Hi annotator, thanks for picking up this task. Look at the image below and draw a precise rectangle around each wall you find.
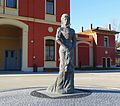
[56,0,70,22]
[78,43,89,67]
[19,0,45,19]
[94,33,115,66]
[26,21,59,67]
[19,0,70,21]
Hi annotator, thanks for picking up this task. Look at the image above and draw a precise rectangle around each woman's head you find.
[61,14,70,27]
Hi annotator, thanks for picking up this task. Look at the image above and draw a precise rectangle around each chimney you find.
[109,24,111,30]
[82,26,84,32]
[91,24,93,29]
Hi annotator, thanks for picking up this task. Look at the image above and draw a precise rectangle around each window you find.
[6,0,17,8]
[45,40,55,61]
[104,36,109,47]
[46,0,54,15]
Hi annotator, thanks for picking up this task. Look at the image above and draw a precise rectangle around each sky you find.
[70,0,120,33]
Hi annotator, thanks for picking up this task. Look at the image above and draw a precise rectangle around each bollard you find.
[33,63,38,72]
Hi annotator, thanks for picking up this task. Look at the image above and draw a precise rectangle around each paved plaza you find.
[0,87,120,106]
[0,70,120,106]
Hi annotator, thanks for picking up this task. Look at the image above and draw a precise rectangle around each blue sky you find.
[70,0,120,32]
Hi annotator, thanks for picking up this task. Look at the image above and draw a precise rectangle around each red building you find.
[0,0,118,72]
[76,26,118,68]
[0,0,70,71]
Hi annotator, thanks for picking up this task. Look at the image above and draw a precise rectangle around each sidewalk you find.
[0,70,120,106]
[0,70,120,91]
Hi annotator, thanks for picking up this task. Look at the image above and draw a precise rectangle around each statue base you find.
[31,88,91,99]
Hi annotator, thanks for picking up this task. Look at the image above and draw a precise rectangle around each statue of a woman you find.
[47,14,76,94]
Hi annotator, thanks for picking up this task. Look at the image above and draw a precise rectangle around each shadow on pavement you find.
[84,89,120,94]
[0,71,58,75]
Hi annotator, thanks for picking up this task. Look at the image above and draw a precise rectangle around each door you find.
[78,44,89,67]
[107,58,111,67]
[103,58,106,68]
[102,57,111,68]
[5,50,17,70]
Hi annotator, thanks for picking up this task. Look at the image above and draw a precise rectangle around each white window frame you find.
[5,0,18,9]
[4,0,18,15]
[45,39,55,61]
[104,36,109,47]
[102,57,111,68]
[0,0,18,15]
[45,0,56,22]
[44,36,57,67]
[46,0,54,15]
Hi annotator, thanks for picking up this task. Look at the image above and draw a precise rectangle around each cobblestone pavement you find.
[0,87,120,106]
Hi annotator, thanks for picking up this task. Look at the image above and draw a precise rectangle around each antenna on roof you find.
[109,24,111,31]
[82,26,84,32]
[91,24,93,29]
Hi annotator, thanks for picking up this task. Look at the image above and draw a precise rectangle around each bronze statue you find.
[47,14,76,94]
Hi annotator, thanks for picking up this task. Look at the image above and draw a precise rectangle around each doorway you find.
[0,18,29,71]
[0,25,22,70]
[102,57,111,68]
[5,50,17,70]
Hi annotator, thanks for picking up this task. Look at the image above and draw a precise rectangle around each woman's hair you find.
[61,14,69,21]
[61,14,70,27]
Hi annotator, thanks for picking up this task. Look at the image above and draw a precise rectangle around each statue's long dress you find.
[47,27,76,94]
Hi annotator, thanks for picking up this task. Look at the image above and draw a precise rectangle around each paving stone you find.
[0,87,120,106]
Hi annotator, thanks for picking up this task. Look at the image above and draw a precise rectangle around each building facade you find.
[0,0,118,72]
[76,27,118,68]
[0,0,70,71]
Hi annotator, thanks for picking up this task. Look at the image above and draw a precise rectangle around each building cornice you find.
[0,14,61,25]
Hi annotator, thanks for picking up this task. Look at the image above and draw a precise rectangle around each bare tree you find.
[111,19,120,42]
[110,19,120,48]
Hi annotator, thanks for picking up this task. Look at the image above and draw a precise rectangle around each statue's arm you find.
[72,29,76,48]
[56,27,67,48]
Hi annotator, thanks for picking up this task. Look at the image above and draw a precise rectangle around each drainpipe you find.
[32,0,37,72]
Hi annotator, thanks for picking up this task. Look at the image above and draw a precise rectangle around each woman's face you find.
[62,15,70,26]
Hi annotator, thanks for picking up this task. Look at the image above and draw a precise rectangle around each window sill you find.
[45,14,56,22]
[5,7,18,10]
[46,13,54,15]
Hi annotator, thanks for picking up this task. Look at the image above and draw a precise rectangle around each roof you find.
[77,27,119,35]
[92,27,119,34]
